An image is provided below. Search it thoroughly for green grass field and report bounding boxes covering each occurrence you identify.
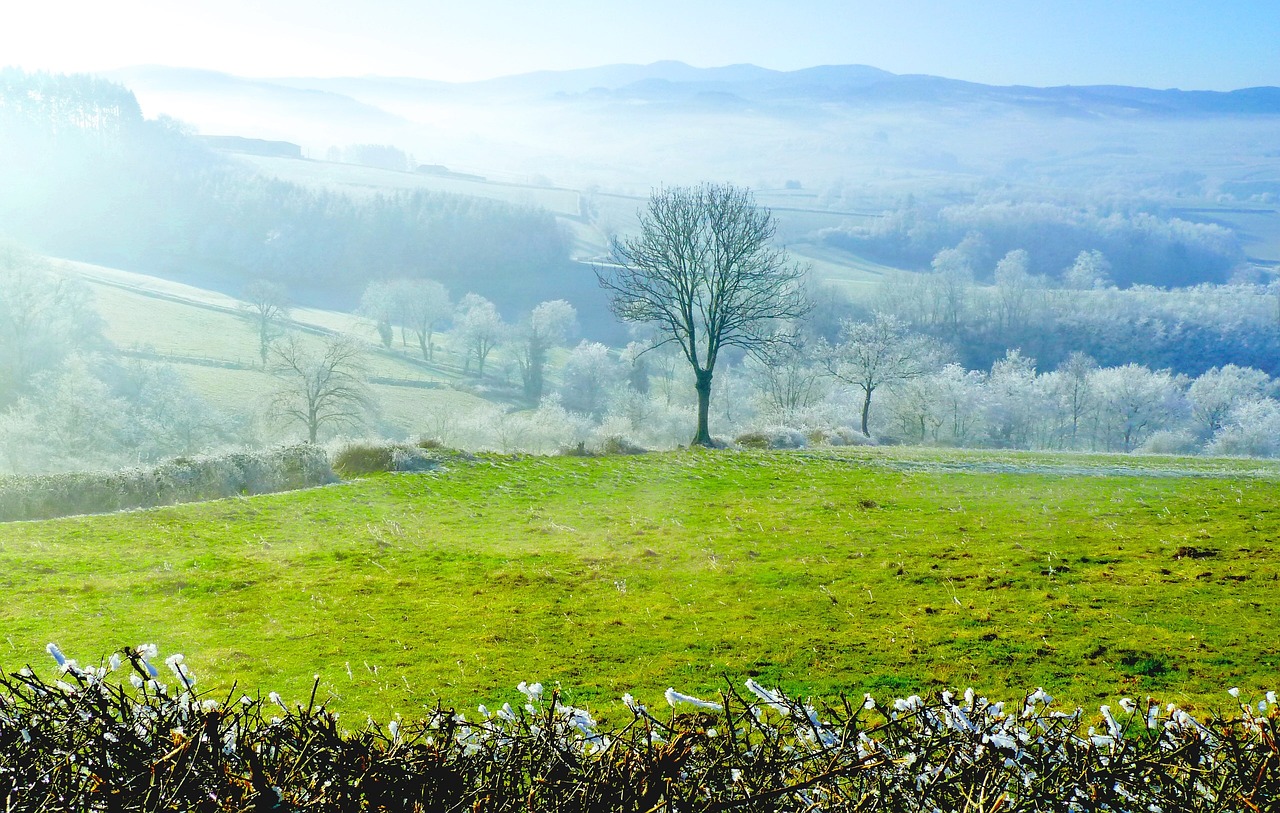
[3,448,1276,723]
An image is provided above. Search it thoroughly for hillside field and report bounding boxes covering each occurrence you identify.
[1,447,1277,723]
[56,259,497,438]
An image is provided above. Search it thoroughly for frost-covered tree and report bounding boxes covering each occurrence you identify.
[558,340,627,419]
[1208,399,1280,457]
[1187,365,1272,441]
[1050,352,1098,449]
[0,244,103,401]
[358,281,398,348]
[746,340,826,425]
[930,363,988,446]
[112,359,236,457]
[1090,364,1186,451]
[984,349,1048,449]
[515,299,577,402]
[1062,250,1112,290]
[455,293,503,376]
[992,249,1041,330]
[0,355,128,472]
[822,313,946,437]
[927,246,972,334]
[395,278,452,362]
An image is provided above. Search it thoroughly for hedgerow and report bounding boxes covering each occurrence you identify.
[1,645,1276,811]
[0,445,333,522]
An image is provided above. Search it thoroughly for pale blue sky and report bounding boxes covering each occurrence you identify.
[4,0,1278,89]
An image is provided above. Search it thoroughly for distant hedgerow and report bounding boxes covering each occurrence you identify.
[0,445,333,522]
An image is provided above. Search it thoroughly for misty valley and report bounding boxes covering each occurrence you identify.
[2,68,1279,474]
[1,60,1279,810]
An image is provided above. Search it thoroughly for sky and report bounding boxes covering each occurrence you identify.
[3,0,1279,90]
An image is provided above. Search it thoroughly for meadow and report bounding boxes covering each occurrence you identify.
[2,447,1276,724]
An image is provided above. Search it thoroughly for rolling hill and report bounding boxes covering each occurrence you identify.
[105,60,1280,272]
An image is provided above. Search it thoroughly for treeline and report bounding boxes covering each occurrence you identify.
[820,199,1244,288]
[866,263,1280,377]
[0,69,571,311]
[445,338,1280,458]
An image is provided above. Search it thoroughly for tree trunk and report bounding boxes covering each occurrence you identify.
[259,321,270,368]
[860,386,874,437]
[524,342,545,402]
[692,368,714,447]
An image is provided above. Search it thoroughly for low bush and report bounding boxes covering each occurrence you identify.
[333,441,446,477]
[332,441,397,476]
[330,437,394,476]
[735,428,807,450]
[1137,430,1200,455]
[3,645,1275,812]
[0,445,334,522]
[595,435,647,455]
[820,427,877,447]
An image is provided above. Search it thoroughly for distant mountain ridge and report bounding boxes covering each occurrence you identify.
[261,61,1280,116]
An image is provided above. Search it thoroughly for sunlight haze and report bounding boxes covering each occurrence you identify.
[4,0,1278,89]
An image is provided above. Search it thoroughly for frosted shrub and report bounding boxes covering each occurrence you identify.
[584,414,644,454]
[734,427,807,450]
[808,430,880,448]
[1208,399,1280,457]
[525,400,594,454]
[1136,429,1200,455]
[332,441,444,476]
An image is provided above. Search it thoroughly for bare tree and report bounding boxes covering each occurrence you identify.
[268,335,372,443]
[241,280,290,368]
[596,183,808,446]
[516,299,577,402]
[822,313,945,437]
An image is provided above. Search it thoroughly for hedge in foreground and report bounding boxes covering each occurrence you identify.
[0,445,334,522]
[1,646,1277,812]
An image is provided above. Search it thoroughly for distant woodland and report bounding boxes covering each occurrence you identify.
[821,200,1244,289]
[0,70,571,311]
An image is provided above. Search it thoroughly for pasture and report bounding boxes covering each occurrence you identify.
[2,447,1276,722]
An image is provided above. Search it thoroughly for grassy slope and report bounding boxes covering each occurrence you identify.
[2,448,1277,722]
[57,259,494,436]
